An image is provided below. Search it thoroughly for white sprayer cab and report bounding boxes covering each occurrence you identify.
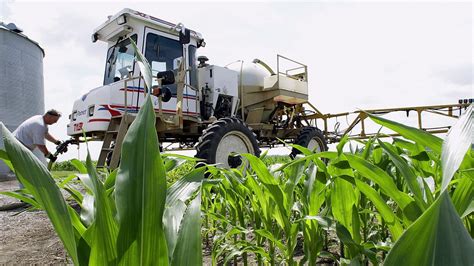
[67,9,212,137]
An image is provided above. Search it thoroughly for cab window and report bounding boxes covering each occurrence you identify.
[104,35,137,85]
[145,32,182,95]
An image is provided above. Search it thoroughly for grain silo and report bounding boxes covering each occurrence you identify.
[0,22,45,179]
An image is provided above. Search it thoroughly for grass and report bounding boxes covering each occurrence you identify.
[51,171,77,180]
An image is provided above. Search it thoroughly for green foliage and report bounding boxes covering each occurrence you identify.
[1,124,80,265]
[0,40,205,265]
[385,104,474,265]
[0,95,205,265]
[115,96,168,265]
[385,191,473,266]
[1,98,472,266]
[203,105,474,265]
[52,160,80,171]
[166,160,195,186]
[52,159,95,172]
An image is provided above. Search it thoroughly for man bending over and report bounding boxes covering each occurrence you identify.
[13,109,62,162]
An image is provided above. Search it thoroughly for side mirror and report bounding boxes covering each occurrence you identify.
[157,70,175,85]
[152,86,172,103]
[160,87,172,102]
[179,28,191,45]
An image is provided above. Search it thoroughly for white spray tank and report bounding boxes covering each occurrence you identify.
[226,57,309,123]
[226,60,272,120]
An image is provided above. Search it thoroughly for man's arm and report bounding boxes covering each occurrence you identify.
[37,144,57,162]
[37,144,50,156]
[45,133,60,145]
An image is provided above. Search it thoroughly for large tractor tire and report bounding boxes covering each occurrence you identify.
[290,127,328,158]
[195,117,261,168]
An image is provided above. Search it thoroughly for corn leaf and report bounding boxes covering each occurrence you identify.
[353,179,403,240]
[163,200,187,261]
[71,158,87,174]
[384,191,474,266]
[303,163,326,264]
[63,185,84,206]
[304,163,326,215]
[255,229,286,252]
[130,38,152,92]
[331,178,358,242]
[451,171,474,218]
[242,153,288,231]
[345,154,421,221]
[104,169,118,191]
[80,194,95,227]
[67,205,87,237]
[58,174,78,188]
[441,104,473,192]
[336,134,349,156]
[115,95,168,265]
[85,153,118,265]
[361,136,375,160]
[283,160,305,211]
[166,167,206,206]
[245,174,271,224]
[0,191,41,209]
[164,167,205,260]
[0,123,79,265]
[378,140,426,210]
[0,149,14,170]
[171,193,203,266]
[366,112,443,154]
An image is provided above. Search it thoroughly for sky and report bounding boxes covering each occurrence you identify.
[0,0,472,161]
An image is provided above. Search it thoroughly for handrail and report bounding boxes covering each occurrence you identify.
[276,54,308,84]
[122,76,142,114]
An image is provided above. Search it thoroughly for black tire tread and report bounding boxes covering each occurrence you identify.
[195,117,260,165]
[290,127,327,157]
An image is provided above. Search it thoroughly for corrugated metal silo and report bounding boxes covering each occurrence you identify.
[0,22,45,179]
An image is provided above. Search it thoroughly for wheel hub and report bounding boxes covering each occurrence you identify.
[308,138,323,153]
[215,131,254,168]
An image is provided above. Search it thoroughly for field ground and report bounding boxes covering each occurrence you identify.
[0,180,67,264]
[0,172,216,265]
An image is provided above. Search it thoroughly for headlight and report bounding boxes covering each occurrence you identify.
[88,105,95,116]
[117,15,127,25]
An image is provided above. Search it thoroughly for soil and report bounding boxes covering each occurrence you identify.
[0,180,67,264]
[0,180,211,265]
[0,180,337,265]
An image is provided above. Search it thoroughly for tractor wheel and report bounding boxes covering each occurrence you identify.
[290,127,327,158]
[195,117,260,168]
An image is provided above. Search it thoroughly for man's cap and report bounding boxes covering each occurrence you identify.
[46,109,62,117]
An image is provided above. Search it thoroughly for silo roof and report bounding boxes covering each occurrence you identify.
[0,22,45,57]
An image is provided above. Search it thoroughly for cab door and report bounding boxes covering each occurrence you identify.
[141,27,197,116]
[104,34,141,113]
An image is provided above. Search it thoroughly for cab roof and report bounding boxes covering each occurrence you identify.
[93,8,203,43]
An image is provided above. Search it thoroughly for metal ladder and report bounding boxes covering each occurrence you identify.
[96,113,135,170]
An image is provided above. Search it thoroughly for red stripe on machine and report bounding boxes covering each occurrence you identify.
[89,118,111,122]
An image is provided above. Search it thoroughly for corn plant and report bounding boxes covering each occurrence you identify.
[0,95,206,265]
[203,104,473,265]
[1,37,472,265]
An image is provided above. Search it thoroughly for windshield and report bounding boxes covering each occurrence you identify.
[103,35,137,85]
[145,32,183,94]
